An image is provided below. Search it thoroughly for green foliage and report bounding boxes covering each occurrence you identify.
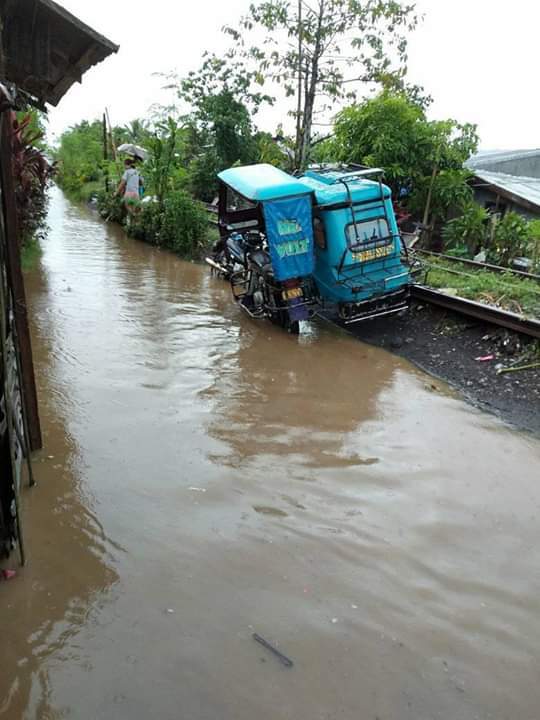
[129,193,208,257]
[173,59,264,197]
[12,113,52,247]
[16,109,48,151]
[96,190,124,223]
[145,117,182,207]
[409,169,474,225]
[489,212,531,266]
[21,235,43,272]
[332,92,478,203]
[55,120,105,199]
[176,52,273,116]
[442,203,489,256]
[225,0,419,168]
[188,149,222,202]
[257,131,292,168]
[528,220,540,271]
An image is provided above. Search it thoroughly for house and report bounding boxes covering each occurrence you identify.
[466,149,540,220]
[0,0,117,561]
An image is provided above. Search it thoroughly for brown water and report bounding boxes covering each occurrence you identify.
[2,187,540,719]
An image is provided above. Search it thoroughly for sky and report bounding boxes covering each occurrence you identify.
[48,0,540,151]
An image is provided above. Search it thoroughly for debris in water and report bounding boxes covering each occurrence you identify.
[252,633,294,668]
[1,569,16,581]
[253,506,288,517]
[189,487,207,493]
[475,355,495,362]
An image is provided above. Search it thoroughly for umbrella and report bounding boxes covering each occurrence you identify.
[117,143,149,162]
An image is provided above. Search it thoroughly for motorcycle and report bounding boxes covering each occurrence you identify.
[207,227,317,334]
[205,164,319,333]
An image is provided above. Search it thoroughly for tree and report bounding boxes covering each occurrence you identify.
[225,0,419,169]
[55,120,104,197]
[171,55,270,199]
[329,91,478,234]
[332,91,429,196]
[145,117,183,208]
[332,92,478,198]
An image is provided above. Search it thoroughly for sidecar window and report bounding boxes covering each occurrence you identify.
[346,217,391,247]
[226,187,257,212]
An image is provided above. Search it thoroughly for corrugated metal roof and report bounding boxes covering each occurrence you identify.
[467,149,540,170]
[473,170,540,210]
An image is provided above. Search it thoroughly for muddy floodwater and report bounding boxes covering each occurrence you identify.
[2,187,540,719]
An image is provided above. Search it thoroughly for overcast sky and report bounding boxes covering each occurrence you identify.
[48,0,539,150]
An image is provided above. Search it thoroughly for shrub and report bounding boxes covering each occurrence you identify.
[129,201,162,245]
[489,212,531,266]
[159,192,208,255]
[97,190,125,223]
[527,220,540,271]
[12,113,52,247]
[442,203,488,257]
[129,192,208,257]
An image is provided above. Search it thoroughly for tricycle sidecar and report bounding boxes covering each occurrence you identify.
[207,164,319,333]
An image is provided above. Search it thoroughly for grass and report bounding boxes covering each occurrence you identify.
[59,180,102,203]
[424,258,540,318]
[21,236,42,272]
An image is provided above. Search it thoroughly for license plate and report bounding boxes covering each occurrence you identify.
[282,287,303,300]
[351,246,393,263]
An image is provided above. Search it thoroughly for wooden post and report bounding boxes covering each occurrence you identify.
[105,107,116,161]
[0,113,42,451]
[103,112,109,192]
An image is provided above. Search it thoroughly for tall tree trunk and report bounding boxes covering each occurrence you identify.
[294,0,303,169]
[298,1,324,171]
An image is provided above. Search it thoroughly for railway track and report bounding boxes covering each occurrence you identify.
[411,285,540,339]
[415,249,540,282]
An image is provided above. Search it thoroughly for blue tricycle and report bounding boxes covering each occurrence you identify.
[206,163,414,331]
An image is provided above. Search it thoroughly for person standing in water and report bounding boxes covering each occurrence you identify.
[117,158,143,219]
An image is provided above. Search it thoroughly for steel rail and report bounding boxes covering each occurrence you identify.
[411,285,540,339]
[415,249,540,282]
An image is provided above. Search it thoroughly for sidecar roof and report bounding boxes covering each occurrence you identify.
[218,164,311,202]
[298,170,392,208]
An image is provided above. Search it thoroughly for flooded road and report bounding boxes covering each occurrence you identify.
[2,187,540,719]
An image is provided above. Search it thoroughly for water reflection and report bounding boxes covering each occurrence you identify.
[202,320,398,469]
[1,277,119,718]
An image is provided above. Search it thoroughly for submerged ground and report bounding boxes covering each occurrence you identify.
[2,188,540,719]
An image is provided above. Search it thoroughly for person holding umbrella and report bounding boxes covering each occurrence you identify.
[117,157,143,220]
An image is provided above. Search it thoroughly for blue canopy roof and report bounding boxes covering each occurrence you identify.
[298,173,391,207]
[218,164,310,202]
